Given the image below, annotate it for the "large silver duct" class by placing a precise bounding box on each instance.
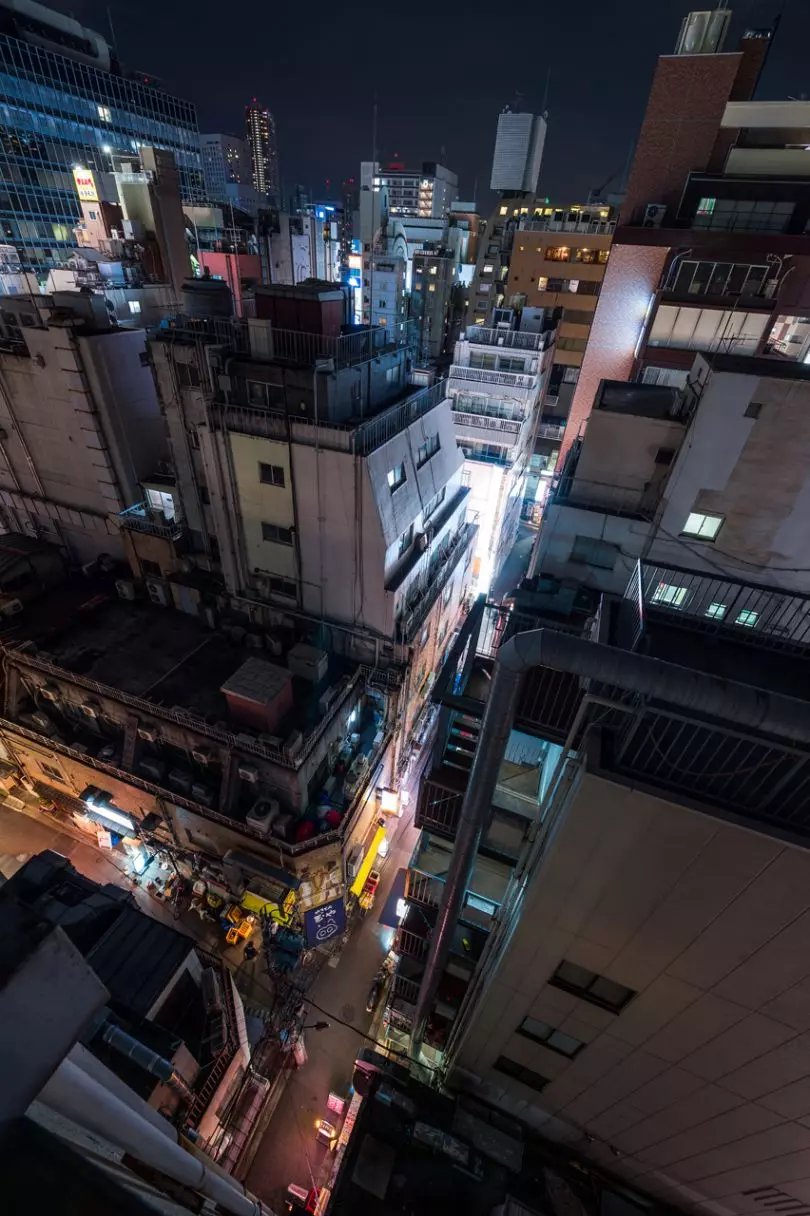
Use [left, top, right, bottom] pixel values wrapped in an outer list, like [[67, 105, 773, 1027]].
[[409, 627, 810, 1056]]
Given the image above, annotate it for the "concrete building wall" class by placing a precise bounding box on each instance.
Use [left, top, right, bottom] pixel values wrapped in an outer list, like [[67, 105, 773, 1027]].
[[229, 432, 298, 588], [455, 769, 810, 1216]]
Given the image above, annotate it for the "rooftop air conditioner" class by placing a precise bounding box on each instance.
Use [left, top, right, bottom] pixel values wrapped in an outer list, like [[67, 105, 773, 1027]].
[[191, 781, 214, 804], [238, 762, 259, 783], [346, 844, 364, 881], [643, 203, 666, 228], [284, 731, 304, 758], [246, 798, 280, 838], [145, 578, 169, 607], [39, 684, 60, 702], [116, 579, 135, 601], [0, 597, 23, 617], [191, 747, 213, 765], [30, 711, 52, 731], [138, 725, 159, 743], [80, 700, 101, 718]]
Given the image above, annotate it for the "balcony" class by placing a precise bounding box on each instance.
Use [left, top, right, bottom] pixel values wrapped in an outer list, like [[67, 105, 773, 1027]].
[[395, 521, 476, 644], [404, 868, 443, 909], [535, 421, 565, 441], [452, 410, 523, 439], [117, 502, 185, 541], [449, 364, 537, 390], [518, 216, 615, 236], [463, 327, 552, 352]]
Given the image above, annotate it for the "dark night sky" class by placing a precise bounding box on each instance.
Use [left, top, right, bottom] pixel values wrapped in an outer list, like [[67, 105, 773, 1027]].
[[61, 0, 810, 208]]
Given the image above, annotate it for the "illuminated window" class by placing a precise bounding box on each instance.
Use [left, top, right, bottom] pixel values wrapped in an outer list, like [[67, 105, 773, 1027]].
[[429, 266, 437, 275], [537, 277, 548, 291], [482, 264, 494, 274], [652, 582, 689, 608], [705, 602, 727, 619], [499, 206, 508, 215], [428, 284, 436, 293], [546, 246, 570, 262], [682, 512, 724, 540], [97, 105, 112, 122], [735, 609, 760, 628], [387, 463, 406, 491], [697, 197, 716, 216], [128, 300, 141, 315]]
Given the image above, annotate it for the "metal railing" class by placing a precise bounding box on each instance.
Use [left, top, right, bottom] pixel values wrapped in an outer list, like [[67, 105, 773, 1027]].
[[535, 422, 565, 441], [459, 445, 513, 467], [630, 560, 810, 653], [395, 927, 429, 960], [253, 324, 398, 368], [452, 411, 522, 437], [463, 327, 549, 352], [449, 364, 537, 390], [211, 378, 449, 458], [405, 869, 442, 908], [391, 972, 421, 1006], [116, 503, 184, 541], [396, 522, 476, 644], [152, 314, 251, 353], [552, 473, 657, 520]]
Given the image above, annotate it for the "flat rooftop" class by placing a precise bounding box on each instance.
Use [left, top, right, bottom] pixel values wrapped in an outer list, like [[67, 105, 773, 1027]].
[[594, 379, 685, 420], [8, 575, 353, 739]]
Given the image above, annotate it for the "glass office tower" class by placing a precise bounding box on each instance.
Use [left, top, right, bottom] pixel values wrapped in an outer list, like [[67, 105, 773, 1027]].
[[0, 3, 203, 274]]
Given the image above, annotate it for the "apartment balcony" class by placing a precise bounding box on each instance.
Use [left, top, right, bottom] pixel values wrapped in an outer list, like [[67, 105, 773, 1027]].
[[452, 410, 523, 443], [395, 521, 476, 644], [449, 364, 537, 390], [117, 502, 185, 541], [463, 326, 552, 353], [459, 444, 513, 468], [404, 868, 443, 910], [535, 421, 565, 442]]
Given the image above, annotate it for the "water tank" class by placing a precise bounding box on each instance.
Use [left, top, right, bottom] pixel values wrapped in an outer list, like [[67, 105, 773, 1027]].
[[182, 277, 233, 319]]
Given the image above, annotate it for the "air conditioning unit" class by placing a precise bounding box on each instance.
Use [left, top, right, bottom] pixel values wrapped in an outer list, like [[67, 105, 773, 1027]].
[[39, 684, 60, 702], [246, 798, 280, 838], [417, 533, 429, 552], [191, 747, 213, 765], [139, 757, 165, 781], [145, 578, 169, 607], [238, 762, 259, 783], [346, 844, 364, 882], [115, 578, 135, 601], [0, 597, 23, 617], [191, 781, 214, 804], [643, 203, 667, 228], [80, 700, 101, 718], [30, 711, 52, 731], [138, 725, 159, 743], [284, 731, 304, 759]]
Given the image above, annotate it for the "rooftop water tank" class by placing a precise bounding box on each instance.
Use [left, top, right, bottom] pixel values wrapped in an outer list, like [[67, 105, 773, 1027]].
[[182, 274, 233, 319]]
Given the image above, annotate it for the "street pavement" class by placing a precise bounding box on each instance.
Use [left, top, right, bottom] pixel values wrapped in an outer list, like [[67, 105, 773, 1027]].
[[244, 803, 420, 1207]]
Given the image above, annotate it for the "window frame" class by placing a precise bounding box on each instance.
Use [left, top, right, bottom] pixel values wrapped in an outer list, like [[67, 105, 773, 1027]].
[[548, 960, 637, 1014], [681, 511, 724, 541], [416, 434, 440, 469], [261, 521, 293, 545], [516, 1016, 586, 1059], [387, 463, 407, 492], [493, 1055, 549, 1093], [259, 462, 285, 488]]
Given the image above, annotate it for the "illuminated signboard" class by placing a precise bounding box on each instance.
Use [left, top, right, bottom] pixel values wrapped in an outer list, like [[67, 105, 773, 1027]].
[[73, 167, 99, 203]]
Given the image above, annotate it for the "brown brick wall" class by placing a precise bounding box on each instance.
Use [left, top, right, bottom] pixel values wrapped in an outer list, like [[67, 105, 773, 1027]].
[[619, 53, 742, 225], [561, 244, 669, 465]]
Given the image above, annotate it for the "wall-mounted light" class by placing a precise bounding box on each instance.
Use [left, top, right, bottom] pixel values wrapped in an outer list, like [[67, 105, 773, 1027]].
[[634, 293, 656, 359]]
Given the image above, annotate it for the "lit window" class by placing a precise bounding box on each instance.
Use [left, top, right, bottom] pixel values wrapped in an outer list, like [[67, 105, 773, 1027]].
[[387, 463, 406, 491], [735, 609, 760, 628], [128, 299, 141, 315], [499, 206, 508, 215], [705, 602, 727, 619], [429, 266, 437, 275], [537, 277, 548, 291], [697, 197, 716, 216], [652, 582, 689, 608], [97, 105, 112, 122], [482, 264, 494, 274], [428, 284, 436, 293], [682, 512, 724, 540]]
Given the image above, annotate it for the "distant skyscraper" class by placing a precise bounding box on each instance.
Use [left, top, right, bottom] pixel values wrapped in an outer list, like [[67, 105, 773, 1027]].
[[489, 107, 547, 195], [0, 0, 202, 273], [199, 133, 250, 198], [245, 100, 279, 206]]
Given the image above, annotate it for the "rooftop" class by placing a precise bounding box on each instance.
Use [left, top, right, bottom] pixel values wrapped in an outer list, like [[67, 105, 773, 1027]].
[[593, 379, 687, 420]]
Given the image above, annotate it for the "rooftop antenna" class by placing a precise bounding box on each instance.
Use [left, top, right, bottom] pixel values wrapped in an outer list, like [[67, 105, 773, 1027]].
[[106, 5, 118, 51], [541, 68, 551, 116]]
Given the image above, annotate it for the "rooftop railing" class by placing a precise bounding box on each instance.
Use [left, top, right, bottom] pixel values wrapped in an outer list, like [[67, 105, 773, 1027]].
[[627, 559, 810, 654], [518, 216, 615, 235], [449, 364, 537, 390], [463, 327, 551, 352]]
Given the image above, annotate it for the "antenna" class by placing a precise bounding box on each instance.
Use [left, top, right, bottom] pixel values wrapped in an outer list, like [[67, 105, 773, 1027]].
[[541, 68, 551, 115]]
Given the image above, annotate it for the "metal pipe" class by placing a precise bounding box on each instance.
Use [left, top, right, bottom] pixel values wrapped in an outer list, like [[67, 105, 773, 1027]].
[[409, 626, 810, 1056], [38, 1058, 269, 1216]]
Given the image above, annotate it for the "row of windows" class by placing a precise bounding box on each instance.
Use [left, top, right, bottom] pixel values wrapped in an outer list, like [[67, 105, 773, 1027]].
[[494, 961, 639, 1094], [652, 582, 761, 627]]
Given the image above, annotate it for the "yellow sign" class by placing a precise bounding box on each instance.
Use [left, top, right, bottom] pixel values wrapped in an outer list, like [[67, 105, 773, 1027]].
[[73, 167, 99, 203], [350, 825, 386, 897], [241, 887, 295, 924]]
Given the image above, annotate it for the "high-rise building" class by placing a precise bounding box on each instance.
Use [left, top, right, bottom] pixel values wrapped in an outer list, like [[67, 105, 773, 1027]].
[[559, 15, 808, 468], [489, 107, 547, 195], [245, 100, 280, 206], [446, 312, 558, 591], [361, 161, 458, 220], [199, 132, 262, 213], [0, 0, 203, 274]]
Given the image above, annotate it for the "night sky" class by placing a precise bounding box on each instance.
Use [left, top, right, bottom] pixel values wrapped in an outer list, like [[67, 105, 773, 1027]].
[[63, 0, 810, 210]]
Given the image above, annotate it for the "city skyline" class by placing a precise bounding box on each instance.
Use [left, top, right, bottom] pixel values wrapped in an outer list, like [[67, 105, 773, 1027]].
[[61, 0, 810, 207]]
